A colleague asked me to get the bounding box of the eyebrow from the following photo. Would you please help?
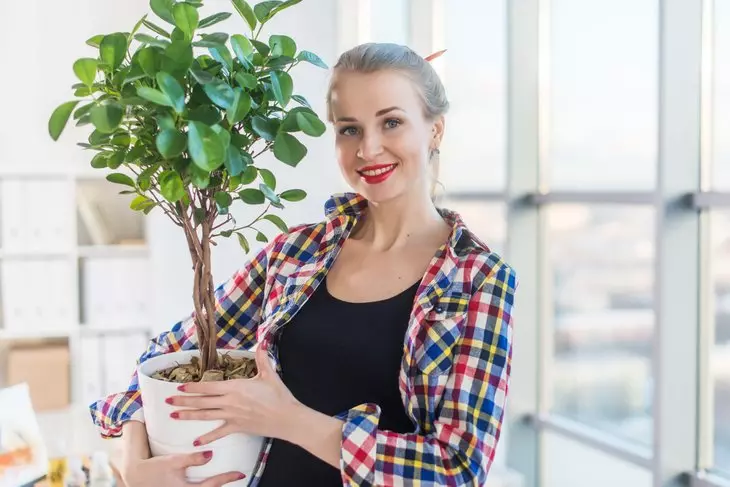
[335,106,404,123]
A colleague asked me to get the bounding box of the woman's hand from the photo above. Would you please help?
[167,346,302,446]
[121,450,246,487]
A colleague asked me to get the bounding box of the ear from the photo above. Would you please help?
[431,115,445,149]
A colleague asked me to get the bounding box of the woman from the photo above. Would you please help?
[91,42,518,487]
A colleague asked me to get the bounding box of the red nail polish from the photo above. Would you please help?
[177,385,186,392]
[165,397,173,405]
[170,411,179,419]
[237,473,246,480]
[203,450,213,459]
[193,439,201,447]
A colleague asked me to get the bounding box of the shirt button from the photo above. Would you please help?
[434,305,444,313]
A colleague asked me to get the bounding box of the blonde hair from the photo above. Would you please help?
[325,43,449,199]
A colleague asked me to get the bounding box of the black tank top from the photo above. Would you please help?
[258,276,419,486]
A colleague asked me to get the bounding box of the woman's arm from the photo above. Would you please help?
[285,263,517,486]
[89,239,276,438]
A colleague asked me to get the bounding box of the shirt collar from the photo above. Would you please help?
[323,192,468,254]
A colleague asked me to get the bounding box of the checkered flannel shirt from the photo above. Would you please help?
[90,192,518,486]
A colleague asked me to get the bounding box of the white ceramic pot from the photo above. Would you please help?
[137,349,265,486]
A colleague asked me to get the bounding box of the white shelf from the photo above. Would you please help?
[0,326,77,341]
[0,249,71,259]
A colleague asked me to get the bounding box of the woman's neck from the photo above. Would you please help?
[352,192,450,252]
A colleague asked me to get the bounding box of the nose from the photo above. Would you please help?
[356,130,384,161]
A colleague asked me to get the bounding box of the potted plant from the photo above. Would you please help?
[48,0,327,482]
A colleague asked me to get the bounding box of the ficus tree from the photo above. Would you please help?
[49,0,327,373]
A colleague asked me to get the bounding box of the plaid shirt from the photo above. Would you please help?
[90,192,518,486]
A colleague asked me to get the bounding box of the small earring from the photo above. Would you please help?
[430,148,440,158]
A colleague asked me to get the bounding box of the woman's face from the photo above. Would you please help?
[329,70,444,204]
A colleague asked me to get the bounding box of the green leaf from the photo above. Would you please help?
[160,170,185,202]
[295,111,326,136]
[237,232,250,252]
[188,121,226,171]
[259,182,281,206]
[137,86,174,107]
[279,188,306,202]
[291,94,311,108]
[254,1,283,22]
[258,167,276,190]
[269,35,296,58]
[130,14,148,43]
[281,106,315,132]
[137,46,162,76]
[250,39,270,57]
[211,124,231,150]
[86,34,105,48]
[231,0,257,31]
[171,27,186,41]
[143,19,171,37]
[266,55,295,69]
[163,40,194,75]
[209,44,233,68]
[214,191,233,208]
[263,213,288,233]
[197,32,229,45]
[251,116,279,141]
[134,33,170,48]
[296,50,327,69]
[227,89,252,124]
[73,103,93,120]
[256,231,268,243]
[203,80,236,109]
[224,146,245,176]
[238,188,265,204]
[173,3,199,39]
[48,101,80,141]
[107,149,126,169]
[188,105,221,125]
[156,72,186,113]
[131,195,155,210]
[199,12,232,28]
[90,101,124,134]
[111,133,131,146]
[151,0,175,24]
[106,173,136,188]
[156,129,187,158]
[191,69,215,84]
[89,130,111,146]
[73,58,98,86]
[189,163,211,188]
[126,142,146,162]
[230,34,254,65]
[273,132,306,166]
[100,33,128,70]
[269,71,292,107]
[235,72,257,90]
[90,152,110,168]
[240,165,257,184]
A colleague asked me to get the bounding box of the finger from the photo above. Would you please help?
[194,471,247,487]
[193,422,236,447]
[178,380,229,395]
[171,450,213,469]
[167,394,224,409]
[255,345,274,378]
[172,408,229,421]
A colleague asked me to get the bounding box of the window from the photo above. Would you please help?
[712,0,730,191]
[439,0,507,192]
[711,211,730,474]
[439,199,506,257]
[549,0,659,190]
[549,205,655,445]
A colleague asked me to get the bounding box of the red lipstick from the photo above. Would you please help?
[357,163,398,185]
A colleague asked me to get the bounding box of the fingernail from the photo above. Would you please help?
[203,450,213,459]
[193,439,201,447]
[170,411,179,419]
[237,473,246,480]
[165,397,174,405]
[177,385,186,392]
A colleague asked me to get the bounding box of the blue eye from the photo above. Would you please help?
[339,126,358,136]
[385,118,401,129]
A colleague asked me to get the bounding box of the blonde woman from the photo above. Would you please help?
[92,43,518,487]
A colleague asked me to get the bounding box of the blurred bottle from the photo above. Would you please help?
[63,456,86,487]
[88,451,115,487]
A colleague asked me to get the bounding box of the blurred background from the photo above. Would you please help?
[0,0,728,486]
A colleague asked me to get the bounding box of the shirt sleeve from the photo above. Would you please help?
[337,263,517,486]
[88,241,274,439]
